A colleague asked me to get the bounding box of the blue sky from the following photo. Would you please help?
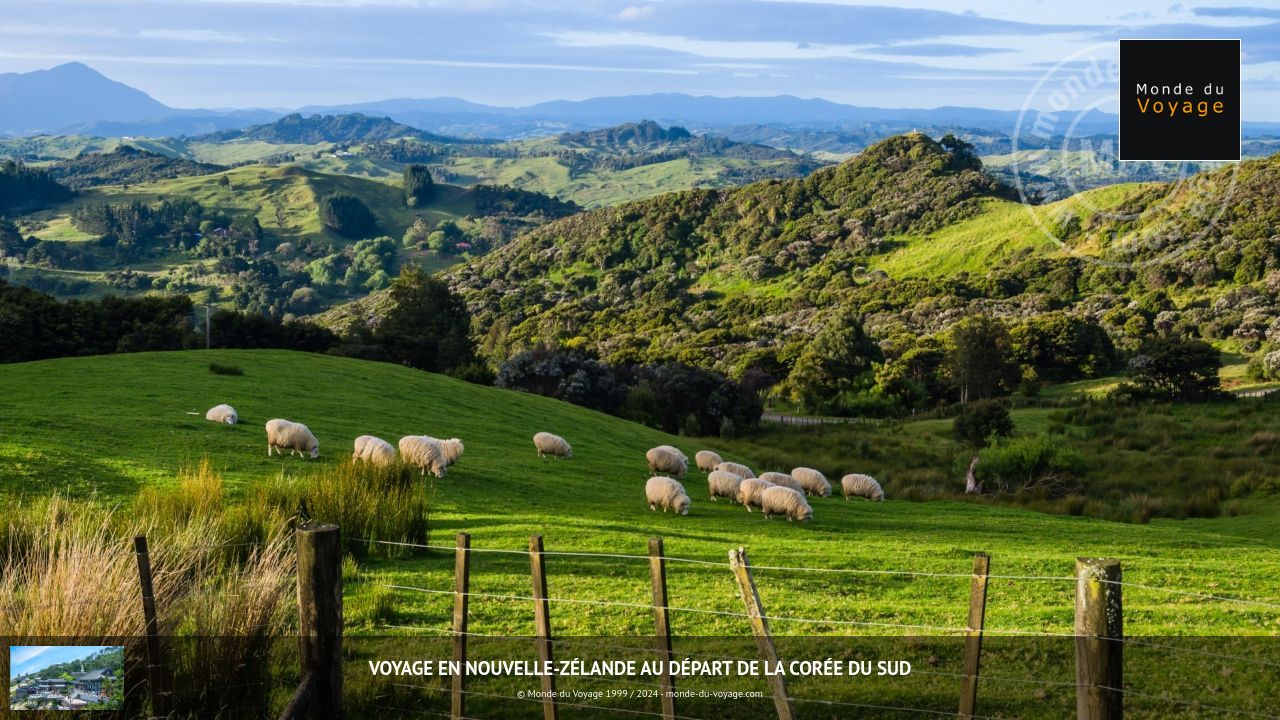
[9,646,117,679]
[0,1,1278,117]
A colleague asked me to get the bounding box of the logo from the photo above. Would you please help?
[1012,42,1240,270]
[1120,39,1241,161]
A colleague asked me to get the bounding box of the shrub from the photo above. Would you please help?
[318,191,378,239]
[971,435,1087,496]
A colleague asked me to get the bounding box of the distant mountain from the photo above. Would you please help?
[195,113,471,145]
[61,110,283,139]
[0,63,173,134]
[560,120,694,148]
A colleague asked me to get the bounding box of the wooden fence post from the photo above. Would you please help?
[452,533,471,720]
[728,547,795,720]
[1075,558,1122,720]
[958,552,990,719]
[133,535,169,717]
[648,538,677,720]
[529,535,558,720]
[297,523,343,720]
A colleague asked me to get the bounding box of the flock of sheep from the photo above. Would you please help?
[641,446,883,523]
[204,407,882,524]
[206,404,465,476]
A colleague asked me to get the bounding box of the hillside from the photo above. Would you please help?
[48,145,225,189]
[196,113,472,145]
[447,132,1013,367]
[1,349,1277,645]
[442,133,1280,407]
[6,164,562,309]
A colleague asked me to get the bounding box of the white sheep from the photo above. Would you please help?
[645,476,691,515]
[707,470,742,503]
[791,467,832,497]
[205,404,238,425]
[737,477,776,512]
[439,438,465,466]
[646,446,688,478]
[353,435,396,467]
[760,486,813,522]
[695,450,723,473]
[656,445,689,463]
[716,461,756,479]
[759,471,804,493]
[399,435,449,477]
[841,474,884,502]
[533,432,573,459]
[265,419,319,459]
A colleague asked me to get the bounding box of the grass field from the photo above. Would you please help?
[3,349,1277,718]
[868,184,1152,279]
[1,349,1278,643]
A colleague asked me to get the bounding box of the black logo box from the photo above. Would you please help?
[1119,39,1241,162]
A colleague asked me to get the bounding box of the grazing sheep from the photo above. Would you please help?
[656,445,689,463]
[695,450,723,473]
[533,432,573,459]
[716,461,756,479]
[841,474,884,502]
[707,470,743,503]
[791,467,832,497]
[645,476,691,515]
[737,477,776,512]
[759,471,804,493]
[646,446,688,478]
[399,435,449,477]
[439,438,465,466]
[265,419,319,459]
[205,404,238,425]
[760,486,814,522]
[353,435,396,467]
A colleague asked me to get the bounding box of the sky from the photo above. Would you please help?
[0,0,1278,117]
[9,646,117,679]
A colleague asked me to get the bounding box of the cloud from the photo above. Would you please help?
[868,43,1015,57]
[1192,6,1280,19]
[618,5,653,21]
[138,29,266,43]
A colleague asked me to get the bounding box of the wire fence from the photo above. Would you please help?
[351,534,1280,720]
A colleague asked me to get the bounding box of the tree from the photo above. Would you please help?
[1127,336,1221,401]
[318,192,377,239]
[944,314,1019,403]
[373,265,476,372]
[403,164,434,206]
[787,307,881,412]
[953,399,1014,493]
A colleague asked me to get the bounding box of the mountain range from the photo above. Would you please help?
[20,61,1280,143]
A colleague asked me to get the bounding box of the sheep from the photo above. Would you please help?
[205,404,238,425]
[533,432,573,459]
[646,446,688,478]
[716,461,756,479]
[265,419,319,459]
[399,435,449,477]
[759,471,803,493]
[737,477,776,512]
[707,470,743,503]
[760,486,813,522]
[841,473,884,502]
[656,445,689,463]
[439,438,465,466]
[353,435,396,467]
[645,476,691,515]
[791,467,832,497]
[695,450,723,473]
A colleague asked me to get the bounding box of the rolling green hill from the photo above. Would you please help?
[442,133,1280,417]
[0,348,1277,649]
